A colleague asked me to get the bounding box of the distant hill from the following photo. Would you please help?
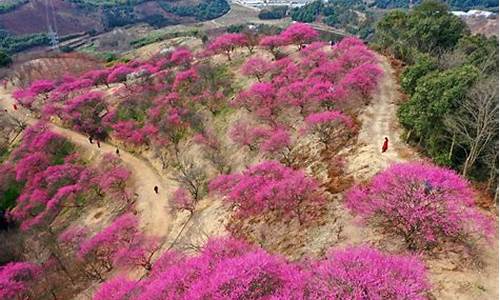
[0,0,229,36]
[372,0,498,10]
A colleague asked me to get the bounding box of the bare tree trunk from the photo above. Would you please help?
[448,134,455,161]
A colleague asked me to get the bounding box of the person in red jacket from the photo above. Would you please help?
[382,137,389,153]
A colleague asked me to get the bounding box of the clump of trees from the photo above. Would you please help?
[2,124,132,231]
[92,237,431,299]
[375,0,499,201]
[346,163,494,250]
[290,0,375,37]
[209,161,324,224]
[0,261,41,299]
[258,6,288,20]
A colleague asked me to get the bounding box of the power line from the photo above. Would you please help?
[44,0,59,50]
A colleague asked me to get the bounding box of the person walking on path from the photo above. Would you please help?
[96,140,101,148]
[381,137,389,153]
[154,186,159,194]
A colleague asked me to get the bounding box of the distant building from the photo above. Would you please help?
[233,0,315,8]
[451,10,497,19]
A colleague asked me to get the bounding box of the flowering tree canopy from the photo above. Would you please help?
[206,33,248,61]
[0,262,41,300]
[280,22,318,49]
[303,111,355,150]
[346,163,494,250]
[283,246,430,299]
[93,238,431,300]
[209,160,323,224]
[241,57,271,82]
[259,35,284,59]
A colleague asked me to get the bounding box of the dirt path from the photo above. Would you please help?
[346,54,419,181]
[344,55,499,300]
[0,88,174,239]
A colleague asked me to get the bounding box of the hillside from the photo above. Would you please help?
[0,0,229,35]
[0,1,498,300]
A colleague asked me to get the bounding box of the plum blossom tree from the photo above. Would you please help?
[241,30,260,54]
[303,111,355,151]
[83,69,111,87]
[172,68,198,94]
[276,78,339,115]
[171,187,196,213]
[206,33,248,61]
[78,213,140,280]
[259,35,285,60]
[94,237,432,300]
[299,41,329,69]
[49,79,94,103]
[94,154,132,203]
[10,160,93,230]
[28,79,55,99]
[93,277,138,300]
[232,82,282,121]
[193,129,231,174]
[284,246,430,299]
[280,23,318,49]
[197,90,226,115]
[0,261,41,300]
[260,127,293,165]
[134,237,296,300]
[169,47,193,67]
[171,155,207,201]
[229,121,269,151]
[59,225,89,247]
[112,236,159,271]
[12,79,55,109]
[241,57,271,82]
[107,65,135,85]
[209,160,324,224]
[183,247,295,299]
[12,88,36,108]
[147,93,190,155]
[270,57,304,88]
[61,91,108,139]
[340,63,383,99]
[346,163,495,250]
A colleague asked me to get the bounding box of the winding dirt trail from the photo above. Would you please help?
[0,87,174,239]
[344,55,499,300]
[346,54,419,181]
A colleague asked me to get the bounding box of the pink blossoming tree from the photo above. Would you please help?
[241,57,271,82]
[206,33,248,61]
[303,111,355,151]
[283,246,430,299]
[280,22,318,49]
[0,262,41,300]
[259,35,284,59]
[209,160,324,224]
[346,163,495,250]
